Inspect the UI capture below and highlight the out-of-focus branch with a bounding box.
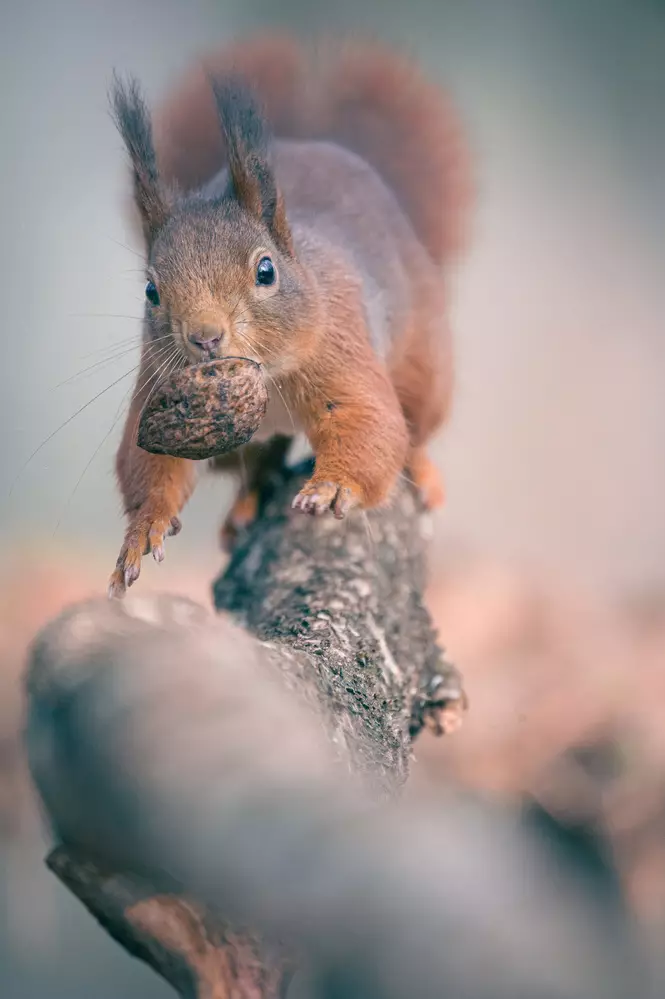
[25,591,643,999]
[47,846,293,999]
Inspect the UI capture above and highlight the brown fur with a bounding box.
[109,34,472,594]
[153,35,473,263]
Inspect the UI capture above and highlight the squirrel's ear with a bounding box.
[110,74,171,246]
[211,78,293,255]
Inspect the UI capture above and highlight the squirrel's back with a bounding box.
[152,35,472,267]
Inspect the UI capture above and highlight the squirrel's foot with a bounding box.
[292,478,362,519]
[408,450,445,511]
[220,490,259,553]
[108,508,182,599]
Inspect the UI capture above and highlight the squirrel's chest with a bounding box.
[252,383,303,443]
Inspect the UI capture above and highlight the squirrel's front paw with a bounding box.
[108,508,182,599]
[292,479,362,519]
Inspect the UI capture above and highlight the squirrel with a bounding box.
[107,34,472,597]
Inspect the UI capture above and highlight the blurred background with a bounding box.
[1,0,664,996]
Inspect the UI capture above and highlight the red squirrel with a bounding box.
[108,35,472,597]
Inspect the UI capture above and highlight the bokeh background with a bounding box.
[2,1,664,996]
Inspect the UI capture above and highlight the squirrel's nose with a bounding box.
[189,333,222,350]
[187,321,225,353]
[188,327,223,352]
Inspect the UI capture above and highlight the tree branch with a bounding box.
[25,360,466,997]
[46,846,293,999]
[215,458,465,792]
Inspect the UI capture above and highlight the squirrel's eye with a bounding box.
[256,256,276,287]
[145,281,160,306]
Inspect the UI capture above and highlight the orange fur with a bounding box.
[408,448,446,510]
[111,34,472,589]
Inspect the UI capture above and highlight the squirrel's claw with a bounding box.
[107,568,127,600]
[108,512,181,599]
[292,480,362,519]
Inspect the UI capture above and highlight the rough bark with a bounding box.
[215,460,466,795]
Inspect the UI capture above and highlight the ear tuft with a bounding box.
[211,77,293,254]
[109,72,171,246]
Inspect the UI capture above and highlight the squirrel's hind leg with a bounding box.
[215,435,292,552]
[407,447,446,511]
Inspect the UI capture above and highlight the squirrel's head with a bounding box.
[110,75,317,374]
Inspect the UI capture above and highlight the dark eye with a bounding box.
[145,280,160,306]
[256,256,276,287]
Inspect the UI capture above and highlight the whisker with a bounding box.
[234,329,260,362]
[235,321,267,347]
[68,312,145,321]
[361,510,376,551]
[63,334,175,382]
[143,347,183,406]
[124,345,183,436]
[266,373,296,434]
[129,348,184,442]
[228,293,244,319]
[51,380,137,538]
[7,362,141,499]
[78,332,172,361]
[80,337,143,358]
[127,346,184,445]
[133,345,181,410]
[235,326,272,360]
[234,330,295,432]
[58,345,183,534]
[232,304,254,326]
[107,236,144,260]
[56,343,144,387]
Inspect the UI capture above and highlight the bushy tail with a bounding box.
[152,34,473,264]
